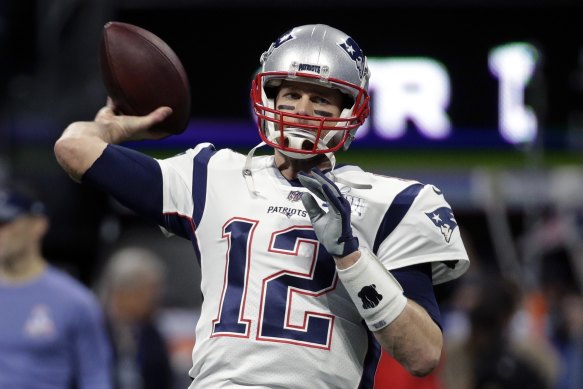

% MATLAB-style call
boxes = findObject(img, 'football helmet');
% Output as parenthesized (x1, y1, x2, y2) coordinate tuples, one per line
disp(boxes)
(251, 24, 371, 159)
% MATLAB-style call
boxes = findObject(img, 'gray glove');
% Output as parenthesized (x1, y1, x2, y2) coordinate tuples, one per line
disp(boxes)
(297, 168, 359, 257)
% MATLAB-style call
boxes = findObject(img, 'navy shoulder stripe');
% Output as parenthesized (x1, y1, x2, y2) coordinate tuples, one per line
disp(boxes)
(372, 183, 424, 254)
(192, 145, 216, 227)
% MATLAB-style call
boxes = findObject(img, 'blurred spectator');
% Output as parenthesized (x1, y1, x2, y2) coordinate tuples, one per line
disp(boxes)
(556, 293, 583, 389)
(98, 246, 173, 389)
(0, 184, 112, 388)
(538, 248, 583, 389)
(441, 275, 556, 389)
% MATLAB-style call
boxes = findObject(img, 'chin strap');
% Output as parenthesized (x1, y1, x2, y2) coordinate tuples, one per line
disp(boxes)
(326, 152, 336, 171)
(243, 141, 267, 198)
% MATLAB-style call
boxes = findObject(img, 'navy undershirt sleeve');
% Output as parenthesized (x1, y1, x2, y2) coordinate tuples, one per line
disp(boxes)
(391, 262, 442, 329)
(82, 144, 164, 226)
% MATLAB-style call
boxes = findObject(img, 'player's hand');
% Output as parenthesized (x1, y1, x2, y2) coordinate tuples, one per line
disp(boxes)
(94, 97, 172, 142)
(298, 168, 359, 257)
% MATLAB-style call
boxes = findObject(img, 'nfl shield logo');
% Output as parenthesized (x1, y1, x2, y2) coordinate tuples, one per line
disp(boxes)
(287, 191, 303, 202)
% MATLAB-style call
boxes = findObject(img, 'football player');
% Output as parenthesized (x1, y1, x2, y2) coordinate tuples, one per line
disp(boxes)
(55, 24, 469, 388)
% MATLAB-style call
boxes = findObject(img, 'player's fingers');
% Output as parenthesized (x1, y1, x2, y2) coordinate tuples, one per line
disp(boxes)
(301, 192, 326, 222)
(132, 106, 173, 130)
(111, 107, 172, 141)
(321, 184, 343, 214)
(312, 168, 334, 185)
(95, 105, 115, 121)
(105, 96, 126, 116)
(297, 172, 326, 201)
(148, 106, 173, 124)
(96, 96, 124, 120)
(311, 169, 341, 197)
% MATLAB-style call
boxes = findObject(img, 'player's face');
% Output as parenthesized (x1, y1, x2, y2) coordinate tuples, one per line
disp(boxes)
(275, 80, 344, 125)
(272, 80, 344, 153)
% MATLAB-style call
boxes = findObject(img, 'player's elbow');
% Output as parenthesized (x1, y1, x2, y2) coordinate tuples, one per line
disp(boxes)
(54, 123, 100, 182)
(54, 132, 80, 181)
(404, 346, 441, 377)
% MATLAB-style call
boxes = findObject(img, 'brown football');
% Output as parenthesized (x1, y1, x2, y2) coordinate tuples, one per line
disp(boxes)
(100, 21, 191, 135)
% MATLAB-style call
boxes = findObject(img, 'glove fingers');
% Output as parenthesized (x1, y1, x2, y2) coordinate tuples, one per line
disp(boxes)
(311, 168, 341, 197)
(297, 173, 326, 201)
(322, 184, 344, 214)
(301, 192, 326, 222)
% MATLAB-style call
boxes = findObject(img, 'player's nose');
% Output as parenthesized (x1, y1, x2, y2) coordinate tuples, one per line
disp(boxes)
(291, 96, 313, 124)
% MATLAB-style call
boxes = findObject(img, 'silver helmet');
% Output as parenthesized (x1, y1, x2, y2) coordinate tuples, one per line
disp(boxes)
(251, 24, 371, 159)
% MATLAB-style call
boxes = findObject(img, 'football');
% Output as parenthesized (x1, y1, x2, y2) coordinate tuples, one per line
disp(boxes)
(99, 21, 191, 135)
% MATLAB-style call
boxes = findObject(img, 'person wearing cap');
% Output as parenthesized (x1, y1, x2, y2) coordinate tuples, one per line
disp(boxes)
(0, 187, 113, 389)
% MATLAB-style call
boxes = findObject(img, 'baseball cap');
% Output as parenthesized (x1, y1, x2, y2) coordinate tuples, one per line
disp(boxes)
(0, 189, 46, 225)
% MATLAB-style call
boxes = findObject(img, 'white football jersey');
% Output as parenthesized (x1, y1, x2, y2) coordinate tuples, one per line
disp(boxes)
(156, 144, 469, 388)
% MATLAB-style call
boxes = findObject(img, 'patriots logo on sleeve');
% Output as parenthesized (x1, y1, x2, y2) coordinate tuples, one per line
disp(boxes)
(425, 207, 458, 243)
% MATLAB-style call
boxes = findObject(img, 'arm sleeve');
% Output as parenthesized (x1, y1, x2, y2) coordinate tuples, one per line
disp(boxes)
(73, 298, 113, 389)
(391, 263, 442, 329)
(82, 144, 164, 226)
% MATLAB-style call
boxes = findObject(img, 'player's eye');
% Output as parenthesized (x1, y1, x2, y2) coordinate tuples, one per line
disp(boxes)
(283, 92, 301, 100)
(312, 96, 331, 105)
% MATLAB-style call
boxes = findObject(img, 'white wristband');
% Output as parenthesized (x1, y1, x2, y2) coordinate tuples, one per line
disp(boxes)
(337, 249, 407, 331)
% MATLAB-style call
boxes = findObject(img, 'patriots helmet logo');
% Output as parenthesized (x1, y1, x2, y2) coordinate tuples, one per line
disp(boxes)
(263, 29, 295, 62)
(338, 37, 367, 80)
(273, 29, 295, 48)
(425, 207, 458, 243)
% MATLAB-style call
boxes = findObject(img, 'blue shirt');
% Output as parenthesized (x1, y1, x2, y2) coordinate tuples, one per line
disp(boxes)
(0, 266, 112, 389)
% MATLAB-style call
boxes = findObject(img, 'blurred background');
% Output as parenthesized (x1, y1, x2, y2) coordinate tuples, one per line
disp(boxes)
(2, 0, 583, 387)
